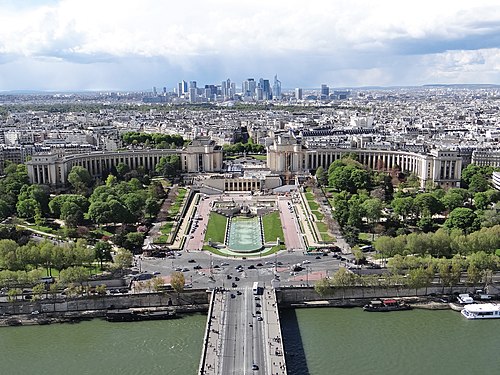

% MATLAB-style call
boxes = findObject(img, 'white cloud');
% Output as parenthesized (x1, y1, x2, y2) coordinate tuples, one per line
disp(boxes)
(1, 0, 500, 89)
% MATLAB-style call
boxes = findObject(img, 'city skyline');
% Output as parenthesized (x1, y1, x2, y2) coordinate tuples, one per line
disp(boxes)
(1, 0, 500, 91)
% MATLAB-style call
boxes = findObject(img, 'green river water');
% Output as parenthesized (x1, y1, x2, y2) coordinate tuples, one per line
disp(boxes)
(0, 309, 499, 375)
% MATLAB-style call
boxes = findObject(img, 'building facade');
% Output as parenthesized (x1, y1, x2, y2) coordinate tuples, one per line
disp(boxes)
(27, 138, 223, 188)
(267, 133, 463, 188)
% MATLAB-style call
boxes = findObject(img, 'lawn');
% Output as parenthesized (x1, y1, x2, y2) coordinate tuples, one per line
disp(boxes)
(262, 211, 284, 243)
(316, 222, 335, 242)
(204, 212, 227, 243)
(312, 210, 324, 221)
(305, 191, 320, 211)
(248, 154, 267, 161)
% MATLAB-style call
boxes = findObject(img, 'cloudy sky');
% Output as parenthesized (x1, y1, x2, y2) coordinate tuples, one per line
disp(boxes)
(1, 0, 500, 91)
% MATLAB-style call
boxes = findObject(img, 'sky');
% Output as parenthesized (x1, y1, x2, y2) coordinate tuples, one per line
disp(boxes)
(1, 0, 500, 91)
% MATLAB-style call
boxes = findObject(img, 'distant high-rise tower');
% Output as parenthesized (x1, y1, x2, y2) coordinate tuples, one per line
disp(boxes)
(321, 84, 329, 99)
(272, 75, 281, 100)
(242, 78, 256, 97)
(259, 78, 271, 100)
(295, 88, 303, 100)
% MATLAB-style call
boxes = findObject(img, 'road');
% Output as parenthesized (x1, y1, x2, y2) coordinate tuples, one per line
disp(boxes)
(137, 250, 346, 290)
(220, 286, 265, 375)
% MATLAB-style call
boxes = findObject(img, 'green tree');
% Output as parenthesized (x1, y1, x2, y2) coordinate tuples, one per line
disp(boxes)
(16, 198, 40, 219)
(474, 191, 490, 210)
(145, 198, 161, 217)
(59, 266, 89, 286)
(441, 190, 465, 213)
(115, 163, 130, 180)
(155, 155, 181, 179)
(60, 201, 84, 227)
(331, 267, 356, 299)
(68, 166, 92, 194)
(124, 232, 144, 251)
(113, 248, 133, 270)
(170, 271, 185, 293)
(468, 174, 489, 193)
(414, 193, 442, 218)
(391, 196, 414, 223)
(314, 277, 332, 296)
(444, 207, 479, 234)
(466, 263, 482, 286)
(347, 195, 364, 228)
(361, 198, 383, 238)
(407, 267, 432, 295)
(94, 242, 112, 268)
(315, 166, 328, 187)
(332, 191, 350, 227)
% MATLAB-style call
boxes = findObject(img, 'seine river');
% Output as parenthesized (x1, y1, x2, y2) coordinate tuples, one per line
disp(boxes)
(1, 309, 499, 375)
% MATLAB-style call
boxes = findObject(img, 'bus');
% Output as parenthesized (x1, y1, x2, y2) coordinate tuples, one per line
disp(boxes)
(252, 282, 263, 295)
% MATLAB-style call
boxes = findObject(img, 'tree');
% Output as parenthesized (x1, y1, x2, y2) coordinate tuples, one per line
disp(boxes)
(151, 277, 165, 292)
(468, 174, 489, 193)
(347, 195, 364, 228)
(445, 208, 479, 234)
(391, 197, 414, 223)
(88, 201, 114, 225)
(0, 199, 11, 220)
(123, 192, 146, 219)
(94, 242, 112, 268)
(124, 232, 144, 252)
(342, 225, 360, 247)
(170, 271, 185, 293)
(441, 190, 465, 213)
(331, 267, 356, 299)
(315, 166, 328, 187)
(362, 198, 383, 238)
(414, 193, 442, 218)
(407, 267, 432, 295)
(474, 192, 490, 210)
(68, 166, 92, 194)
(332, 191, 350, 226)
(466, 263, 482, 286)
(113, 248, 134, 269)
(59, 266, 89, 286)
(60, 201, 84, 227)
(145, 198, 161, 217)
(115, 163, 130, 180)
(314, 277, 332, 296)
(155, 155, 181, 179)
(49, 194, 89, 218)
(16, 198, 40, 219)
(18, 184, 50, 214)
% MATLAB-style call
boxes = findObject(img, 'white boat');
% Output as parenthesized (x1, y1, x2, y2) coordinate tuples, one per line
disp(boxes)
(461, 303, 500, 319)
(457, 293, 474, 304)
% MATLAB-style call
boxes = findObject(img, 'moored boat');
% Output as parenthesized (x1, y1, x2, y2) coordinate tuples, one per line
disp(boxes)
(363, 299, 412, 312)
(461, 303, 500, 320)
(106, 308, 178, 322)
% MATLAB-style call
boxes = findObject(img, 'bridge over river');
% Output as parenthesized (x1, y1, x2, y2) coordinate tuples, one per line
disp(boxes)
(199, 286, 287, 375)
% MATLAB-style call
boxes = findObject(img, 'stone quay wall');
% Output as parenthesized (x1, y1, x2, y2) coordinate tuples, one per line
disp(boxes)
(0, 289, 211, 316)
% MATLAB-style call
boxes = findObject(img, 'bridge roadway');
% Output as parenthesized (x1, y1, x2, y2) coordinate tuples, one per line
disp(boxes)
(199, 286, 287, 375)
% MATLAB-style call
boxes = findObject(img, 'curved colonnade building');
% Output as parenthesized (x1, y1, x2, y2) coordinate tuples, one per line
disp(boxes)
(26, 133, 499, 190)
(27, 138, 223, 188)
(266, 133, 463, 188)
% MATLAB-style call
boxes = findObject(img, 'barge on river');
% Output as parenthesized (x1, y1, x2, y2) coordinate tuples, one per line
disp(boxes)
(363, 299, 412, 312)
(106, 308, 178, 322)
(461, 303, 500, 320)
